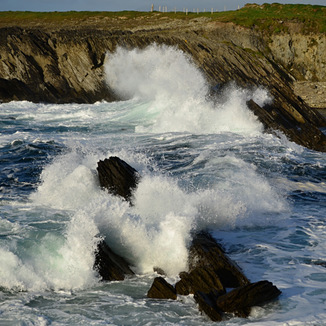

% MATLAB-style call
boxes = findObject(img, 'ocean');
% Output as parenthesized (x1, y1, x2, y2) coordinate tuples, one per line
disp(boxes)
(1, 44, 326, 325)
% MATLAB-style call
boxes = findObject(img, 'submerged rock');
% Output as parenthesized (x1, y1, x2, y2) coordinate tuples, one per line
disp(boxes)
(97, 156, 139, 203)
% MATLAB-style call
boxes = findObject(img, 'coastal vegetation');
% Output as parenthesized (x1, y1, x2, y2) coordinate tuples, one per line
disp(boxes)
(0, 3, 325, 33)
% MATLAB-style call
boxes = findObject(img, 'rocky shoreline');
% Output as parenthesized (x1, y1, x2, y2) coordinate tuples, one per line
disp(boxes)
(0, 11, 326, 151)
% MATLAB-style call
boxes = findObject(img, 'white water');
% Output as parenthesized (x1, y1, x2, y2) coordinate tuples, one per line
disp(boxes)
(1, 44, 326, 325)
(105, 44, 268, 134)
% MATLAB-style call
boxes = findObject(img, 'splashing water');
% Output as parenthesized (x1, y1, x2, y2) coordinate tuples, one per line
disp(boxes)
(105, 44, 268, 134)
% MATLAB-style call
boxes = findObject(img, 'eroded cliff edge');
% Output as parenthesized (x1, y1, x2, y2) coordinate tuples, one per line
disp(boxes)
(0, 10, 326, 151)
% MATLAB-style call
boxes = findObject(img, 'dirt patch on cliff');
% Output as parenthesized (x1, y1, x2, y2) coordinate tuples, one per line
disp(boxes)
(293, 81, 326, 109)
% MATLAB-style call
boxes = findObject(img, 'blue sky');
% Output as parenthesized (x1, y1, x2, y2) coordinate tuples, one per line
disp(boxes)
(0, 0, 325, 12)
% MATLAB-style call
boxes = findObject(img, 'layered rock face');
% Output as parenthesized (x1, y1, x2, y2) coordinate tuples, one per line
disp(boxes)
(0, 16, 326, 150)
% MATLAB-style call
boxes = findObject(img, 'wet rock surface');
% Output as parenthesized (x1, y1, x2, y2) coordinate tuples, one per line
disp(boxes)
(148, 231, 281, 322)
(215, 280, 282, 318)
(97, 156, 139, 203)
(174, 231, 249, 296)
(194, 290, 224, 322)
(188, 232, 250, 288)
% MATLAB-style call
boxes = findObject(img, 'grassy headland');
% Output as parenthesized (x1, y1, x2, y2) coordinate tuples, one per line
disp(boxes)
(0, 3, 325, 33)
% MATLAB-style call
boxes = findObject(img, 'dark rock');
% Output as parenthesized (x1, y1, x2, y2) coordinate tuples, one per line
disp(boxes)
(194, 290, 224, 322)
(94, 239, 135, 281)
(175, 268, 225, 296)
(215, 280, 282, 318)
(175, 230, 250, 322)
(97, 157, 139, 203)
(187, 232, 250, 288)
(247, 99, 326, 152)
(147, 277, 177, 300)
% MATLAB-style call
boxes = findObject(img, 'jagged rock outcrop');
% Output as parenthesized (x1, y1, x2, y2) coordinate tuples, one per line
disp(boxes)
(148, 231, 281, 322)
(247, 99, 326, 151)
(97, 157, 139, 203)
(175, 232, 249, 296)
(188, 232, 250, 288)
(215, 280, 282, 318)
(194, 280, 281, 321)
(0, 14, 326, 150)
(147, 277, 177, 300)
(177, 232, 281, 321)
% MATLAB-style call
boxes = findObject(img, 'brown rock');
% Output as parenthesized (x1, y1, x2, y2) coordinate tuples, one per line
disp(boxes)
(215, 280, 282, 318)
(247, 99, 326, 152)
(188, 232, 250, 288)
(175, 268, 225, 296)
(147, 277, 177, 300)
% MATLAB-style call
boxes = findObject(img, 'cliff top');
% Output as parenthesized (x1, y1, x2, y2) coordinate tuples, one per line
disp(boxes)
(0, 3, 325, 33)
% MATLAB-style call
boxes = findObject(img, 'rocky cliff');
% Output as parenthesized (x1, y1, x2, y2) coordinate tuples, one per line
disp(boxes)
(0, 10, 326, 151)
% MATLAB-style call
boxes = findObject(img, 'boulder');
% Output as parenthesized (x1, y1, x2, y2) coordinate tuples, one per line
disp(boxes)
(215, 280, 282, 318)
(194, 280, 281, 321)
(97, 156, 139, 203)
(189, 232, 250, 288)
(94, 239, 135, 281)
(147, 277, 177, 300)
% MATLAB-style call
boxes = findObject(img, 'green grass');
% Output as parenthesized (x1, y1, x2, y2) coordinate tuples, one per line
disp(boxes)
(0, 10, 149, 21)
(0, 3, 325, 33)
(214, 3, 326, 33)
